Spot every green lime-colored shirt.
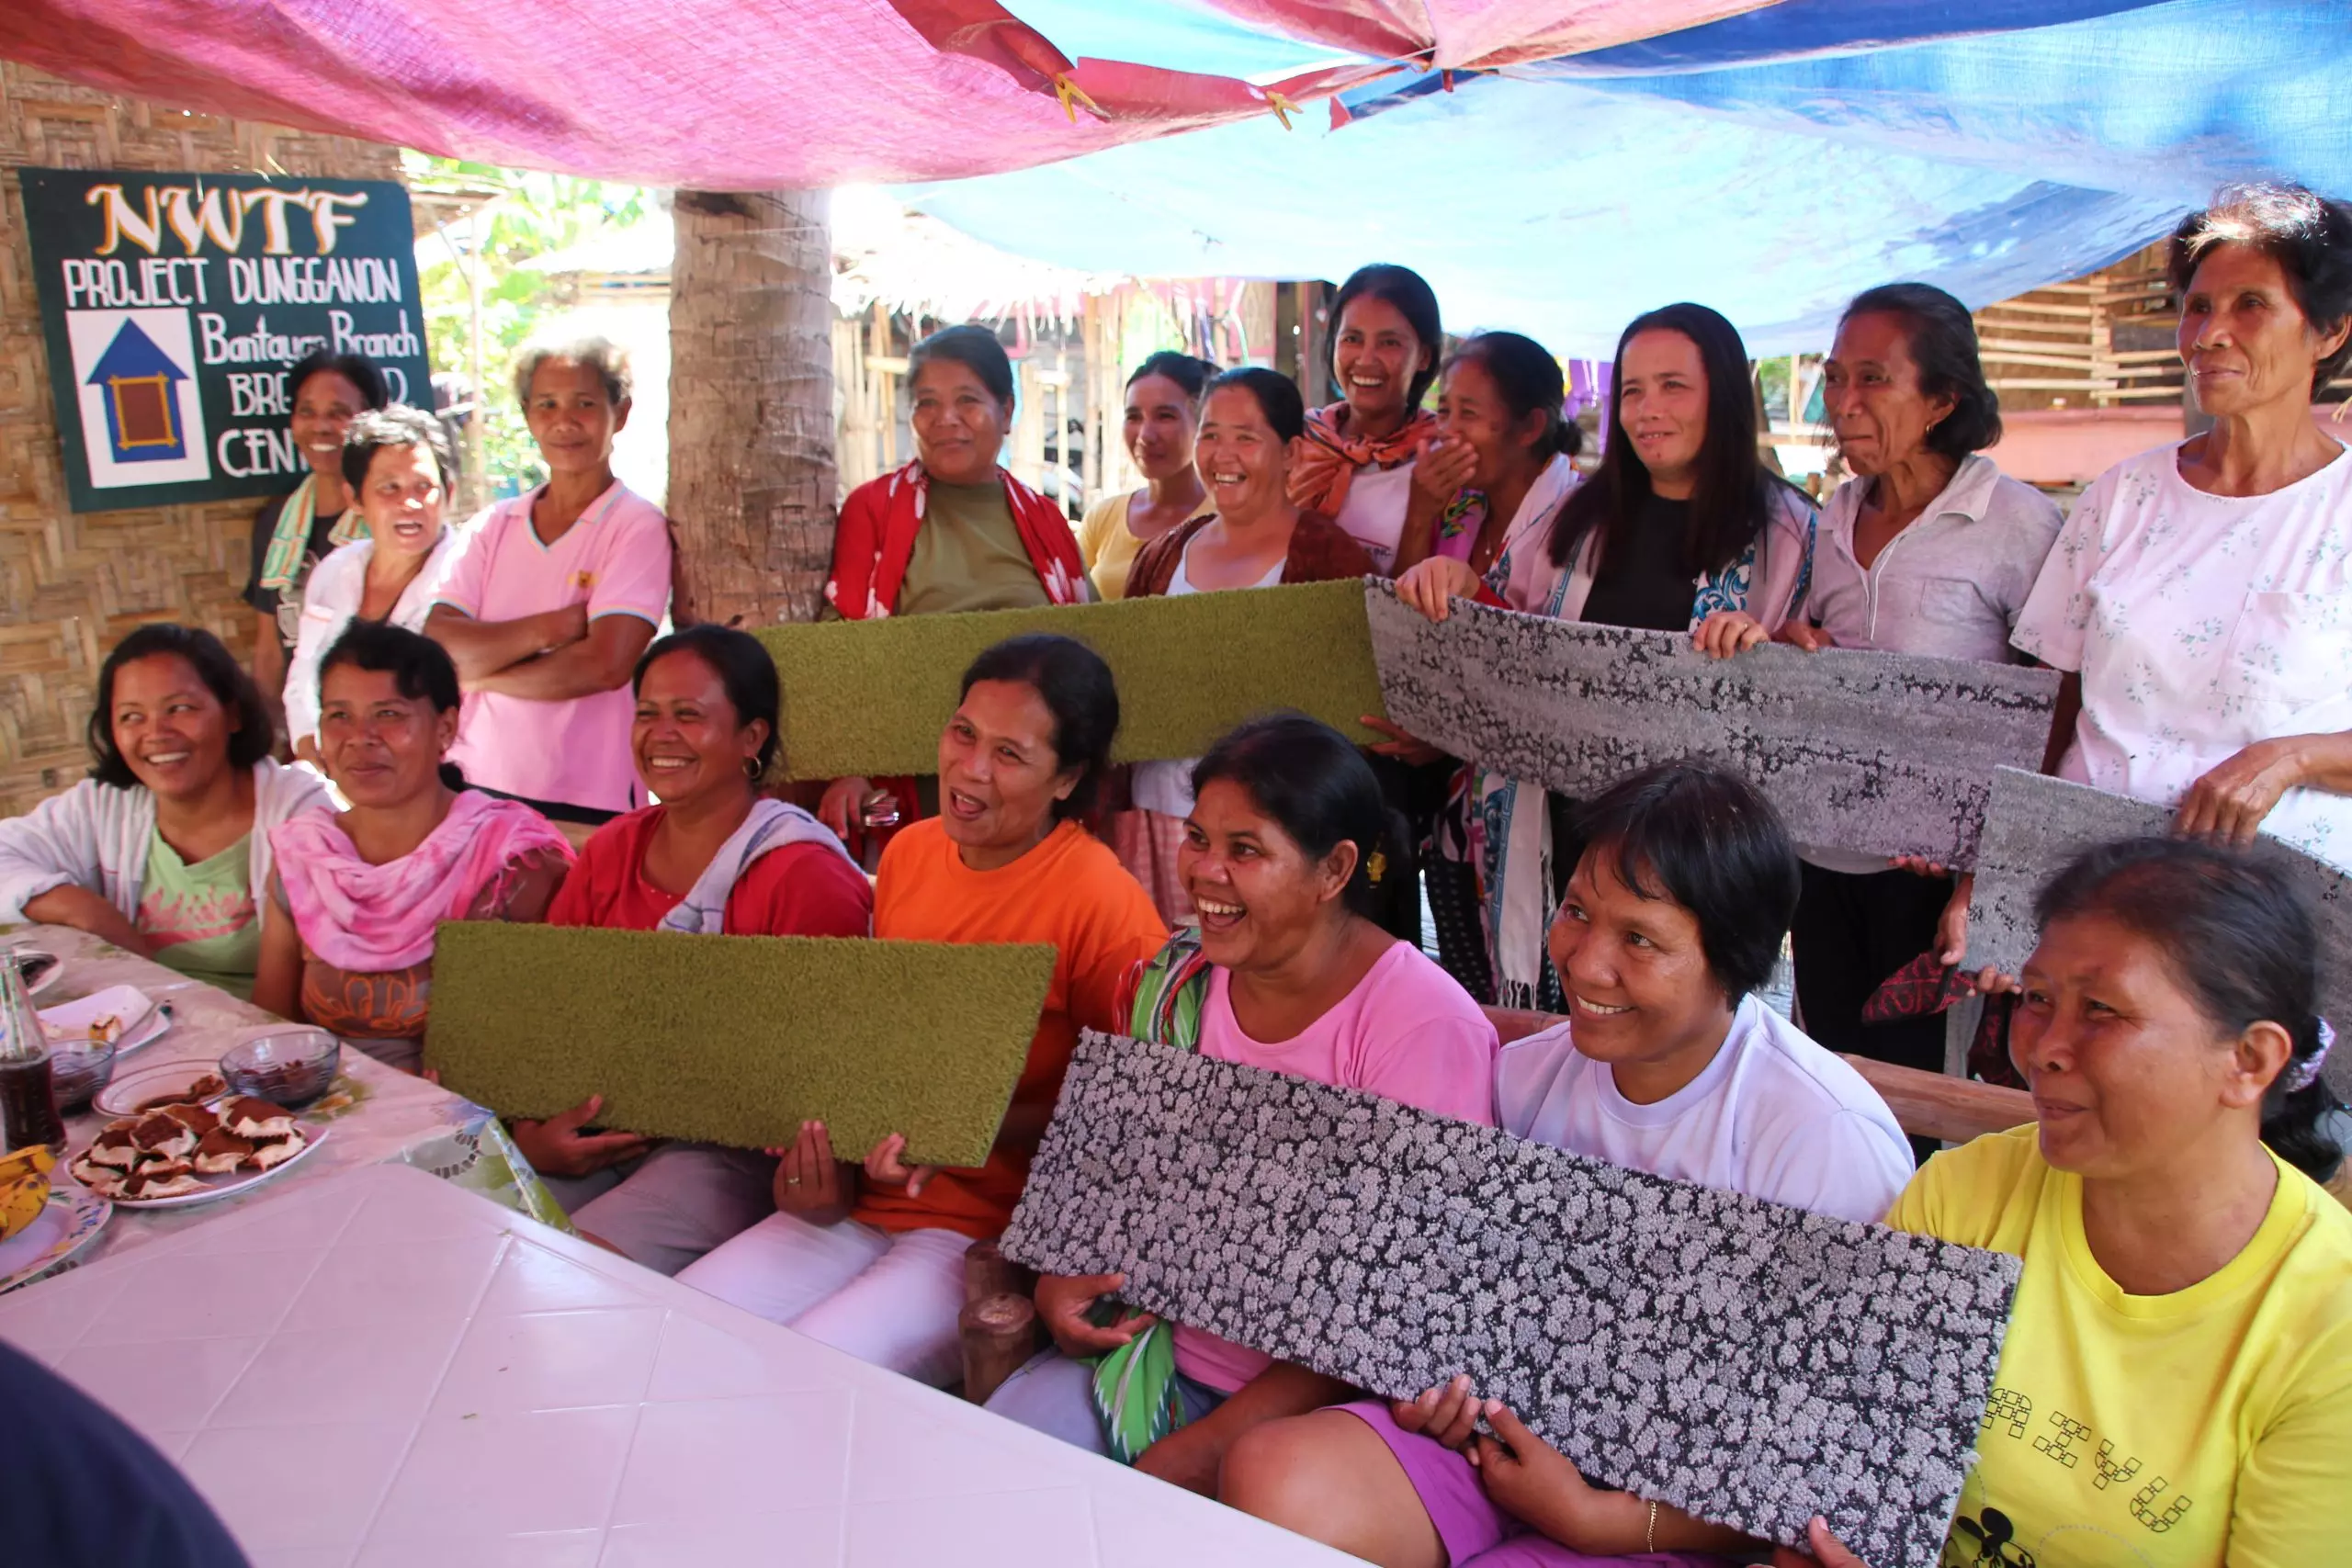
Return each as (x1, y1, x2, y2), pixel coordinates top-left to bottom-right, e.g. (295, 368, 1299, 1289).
(135, 831, 260, 999)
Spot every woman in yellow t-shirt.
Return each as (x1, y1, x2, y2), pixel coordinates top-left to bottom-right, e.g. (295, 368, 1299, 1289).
(1074, 350, 1215, 601)
(1780, 836, 2350, 1568)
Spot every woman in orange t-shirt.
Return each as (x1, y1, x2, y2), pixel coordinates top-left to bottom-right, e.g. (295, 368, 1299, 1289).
(677, 634, 1165, 1384)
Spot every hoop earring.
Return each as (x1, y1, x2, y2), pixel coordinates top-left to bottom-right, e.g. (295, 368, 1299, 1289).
(743, 756, 763, 781)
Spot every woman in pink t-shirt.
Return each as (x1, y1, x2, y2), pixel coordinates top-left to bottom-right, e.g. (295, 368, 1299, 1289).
(985, 715, 1498, 1489)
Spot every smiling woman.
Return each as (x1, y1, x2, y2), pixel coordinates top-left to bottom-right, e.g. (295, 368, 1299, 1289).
(2002, 184, 2352, 895)
(0, 625, 329, 999)
(988, 715, 1496, 1487)
(1811, 838, 2352, 1568)
(1220, 761, 1910, 1568)
(424, 334, 673, 829)
(1114, 369, 1377, 924)
(243, 349, 390, 744)
(1076, 350, 1216, 601)
(1389, 303, 1819, 1014)
(280, 406, 469, 764)
(530, 626, 874, 1276)
(1386, 331, 1589, 1002)
(816, 324, 1095, 856)
(676, 634, 1165, 1385)
(253, 623, 574, 1071)
(1288, 264, 1446, 576)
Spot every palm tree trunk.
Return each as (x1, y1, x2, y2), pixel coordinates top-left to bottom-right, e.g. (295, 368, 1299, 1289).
(666, 188, 836, 626)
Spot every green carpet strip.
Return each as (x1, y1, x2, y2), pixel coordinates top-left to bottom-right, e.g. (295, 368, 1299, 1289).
(426, 923, 1055, 1168)
(755, 580, 1387, 780)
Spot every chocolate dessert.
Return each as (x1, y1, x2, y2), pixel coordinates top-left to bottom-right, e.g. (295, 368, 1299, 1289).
(243, 1134, 304, 1171)
(119, 1168, 204, 1200)
(191, 1127, 256, 1175)
(88, 1122, 143, 1170)
(161, 1102, 221, 1136)
(131, 1072, 226, 1112)
(222, 1098, 296, 1140)
(130, 1111, 197, 1158)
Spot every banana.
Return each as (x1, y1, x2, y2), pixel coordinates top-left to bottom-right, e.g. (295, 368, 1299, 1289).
(0, 1145, 58, 1242)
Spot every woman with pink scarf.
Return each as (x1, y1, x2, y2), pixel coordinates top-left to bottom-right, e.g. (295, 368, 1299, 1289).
(252, 622, 573, 1073)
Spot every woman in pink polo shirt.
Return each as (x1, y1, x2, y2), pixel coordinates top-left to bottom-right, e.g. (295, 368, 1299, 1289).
(425, 334, 672, 832)
(985, 715, 1498, 1490)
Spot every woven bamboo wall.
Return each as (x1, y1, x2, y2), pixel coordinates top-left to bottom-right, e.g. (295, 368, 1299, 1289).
(0, 64, 404, 817)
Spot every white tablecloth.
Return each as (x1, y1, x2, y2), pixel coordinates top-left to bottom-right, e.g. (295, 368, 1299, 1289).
(0, 1162, 1350, 1567)
(6, 924, 560, 1279)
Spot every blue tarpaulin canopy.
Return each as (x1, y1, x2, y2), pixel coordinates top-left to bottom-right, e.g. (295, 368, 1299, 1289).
(906, 0, 2352, 355)
(7, 0, 2345, 354)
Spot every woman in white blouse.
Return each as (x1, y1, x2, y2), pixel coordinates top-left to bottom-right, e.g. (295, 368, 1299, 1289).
(284, 406, 469, 765)
(1710, 283, 2063, 1079)
(1951, 184, 2352, 983)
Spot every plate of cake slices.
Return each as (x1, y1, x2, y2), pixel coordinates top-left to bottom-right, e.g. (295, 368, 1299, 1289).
(68, 1095, 324, 1208)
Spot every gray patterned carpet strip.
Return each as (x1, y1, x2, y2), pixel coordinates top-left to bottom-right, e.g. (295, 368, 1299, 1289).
(1363, 582, 2060, 867)
(1963, 767, 2352, 1097)
(1004, 1033, 2021, 1568)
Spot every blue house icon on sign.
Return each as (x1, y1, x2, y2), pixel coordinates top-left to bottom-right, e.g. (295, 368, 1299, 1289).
(85, 318, 190, 464)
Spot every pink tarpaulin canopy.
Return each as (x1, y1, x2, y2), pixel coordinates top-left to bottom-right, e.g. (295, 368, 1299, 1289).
(0, 0, 1760, 186)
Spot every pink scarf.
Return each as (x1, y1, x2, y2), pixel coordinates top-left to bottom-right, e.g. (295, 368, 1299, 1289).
(270, 791, 574, 972)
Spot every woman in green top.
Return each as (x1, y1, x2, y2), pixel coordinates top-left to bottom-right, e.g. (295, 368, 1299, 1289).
(817, 324, 1093, 849)
(0, 626, 329, 999)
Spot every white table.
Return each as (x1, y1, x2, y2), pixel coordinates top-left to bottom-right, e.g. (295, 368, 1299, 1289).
(0, 1163, 1351, 1568)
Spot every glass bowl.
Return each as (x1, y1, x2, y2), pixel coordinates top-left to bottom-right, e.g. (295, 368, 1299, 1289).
(47, 1041, 118, 1116)
(218, 1029, 342, 1111)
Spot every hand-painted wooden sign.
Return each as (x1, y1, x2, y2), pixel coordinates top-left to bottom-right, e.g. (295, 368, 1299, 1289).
(21, 169, 430, 513)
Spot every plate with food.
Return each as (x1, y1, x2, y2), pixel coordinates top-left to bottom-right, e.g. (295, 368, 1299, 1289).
(68, 1095, 325, 1209)
(0, 1149, 110, 1295)
(92, 1062, 229, 1120)
(40, 986, 168, 1058)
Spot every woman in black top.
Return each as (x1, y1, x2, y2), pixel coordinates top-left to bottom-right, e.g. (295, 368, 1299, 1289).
(1393, 302, 1817, 1010)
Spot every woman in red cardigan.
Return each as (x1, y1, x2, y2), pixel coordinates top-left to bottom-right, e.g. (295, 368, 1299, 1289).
(817, 323, 1090, 853)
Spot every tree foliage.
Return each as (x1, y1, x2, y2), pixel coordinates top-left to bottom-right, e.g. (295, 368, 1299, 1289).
(406, 152, 652, 499)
